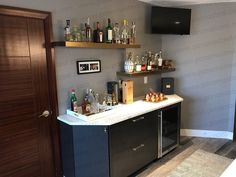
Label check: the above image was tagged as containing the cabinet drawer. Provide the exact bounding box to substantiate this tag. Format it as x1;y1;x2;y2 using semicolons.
109;111;158;177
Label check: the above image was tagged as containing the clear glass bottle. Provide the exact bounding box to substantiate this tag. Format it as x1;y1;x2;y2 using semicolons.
106;18;113;43
158;50;163;70
121;19;129;44
130;21;136;44
64;20;72;41
146;51;152;71
72;27;81;42
113;22;120;44
85;18;92;42
134;55;141;72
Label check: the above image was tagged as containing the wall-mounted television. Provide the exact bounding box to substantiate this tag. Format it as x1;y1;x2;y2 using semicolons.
151;6;191;35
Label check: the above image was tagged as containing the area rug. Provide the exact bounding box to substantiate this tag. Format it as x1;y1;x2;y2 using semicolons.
166;149;233;177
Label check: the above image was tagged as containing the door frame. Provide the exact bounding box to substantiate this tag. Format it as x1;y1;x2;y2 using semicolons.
0;5;62;177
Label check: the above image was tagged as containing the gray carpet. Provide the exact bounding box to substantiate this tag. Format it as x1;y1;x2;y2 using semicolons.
166;149;233;177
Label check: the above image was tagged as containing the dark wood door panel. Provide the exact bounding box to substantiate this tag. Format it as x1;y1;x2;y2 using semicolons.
2;163;40;177
0;15;29;57
0;99;36;125
0;57;31;71
0;13;55;177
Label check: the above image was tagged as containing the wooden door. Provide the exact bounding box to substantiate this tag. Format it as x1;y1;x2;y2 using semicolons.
0;14;56;177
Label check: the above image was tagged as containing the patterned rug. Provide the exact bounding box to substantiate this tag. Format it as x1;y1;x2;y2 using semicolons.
166;149;233;177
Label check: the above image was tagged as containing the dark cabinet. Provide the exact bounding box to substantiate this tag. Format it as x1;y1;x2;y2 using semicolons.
59;103;181;177
109;111;158;177
60;123;110;177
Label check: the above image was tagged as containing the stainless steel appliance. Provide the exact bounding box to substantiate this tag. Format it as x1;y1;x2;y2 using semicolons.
107;81;119;106
157;104;180;158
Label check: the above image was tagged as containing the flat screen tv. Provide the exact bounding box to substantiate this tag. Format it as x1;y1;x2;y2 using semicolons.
151;6;191;35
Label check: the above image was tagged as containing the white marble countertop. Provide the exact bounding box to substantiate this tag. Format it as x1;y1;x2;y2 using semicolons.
57;94;183;126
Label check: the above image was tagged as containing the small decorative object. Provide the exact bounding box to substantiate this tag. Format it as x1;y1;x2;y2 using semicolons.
163;60;175;69
124;52;134;73
144;89;167;103
77;60;101;74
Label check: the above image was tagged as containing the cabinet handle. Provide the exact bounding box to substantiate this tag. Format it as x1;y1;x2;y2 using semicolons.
132;144;145;151
132;116;145;123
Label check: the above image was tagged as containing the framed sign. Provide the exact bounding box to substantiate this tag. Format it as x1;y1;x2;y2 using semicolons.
76;60;101;74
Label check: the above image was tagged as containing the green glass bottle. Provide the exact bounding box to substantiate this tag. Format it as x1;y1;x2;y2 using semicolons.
70;89;78;112
106;18;113;43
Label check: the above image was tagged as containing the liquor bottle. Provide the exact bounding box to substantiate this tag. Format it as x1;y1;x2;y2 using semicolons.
146;51;152;71
70;89;78;112
130;21;136;44
121;19;129;44
85;18;92;42
113;22;120;44
82;89;91;114
64;20;72;41
158;50;163;70
106;18;113;43
93;22;104;43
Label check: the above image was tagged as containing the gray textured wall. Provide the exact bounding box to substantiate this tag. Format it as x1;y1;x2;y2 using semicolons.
162;3;236;131
0;0;162;114
1;1;235;131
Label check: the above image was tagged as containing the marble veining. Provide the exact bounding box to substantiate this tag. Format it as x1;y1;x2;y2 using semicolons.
57;94;183;126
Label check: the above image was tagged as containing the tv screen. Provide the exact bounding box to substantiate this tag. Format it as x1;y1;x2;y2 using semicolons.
151;6;191;35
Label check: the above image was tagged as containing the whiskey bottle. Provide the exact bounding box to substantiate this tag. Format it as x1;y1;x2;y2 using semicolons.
106;18;113;43
93;22;104;43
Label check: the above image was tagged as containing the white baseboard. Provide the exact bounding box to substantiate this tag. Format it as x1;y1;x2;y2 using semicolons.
180;129;234;140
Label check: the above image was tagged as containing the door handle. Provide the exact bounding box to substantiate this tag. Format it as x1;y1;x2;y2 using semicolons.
38;110;50;118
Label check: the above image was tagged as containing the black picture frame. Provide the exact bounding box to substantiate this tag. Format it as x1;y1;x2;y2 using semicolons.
76;60;101;74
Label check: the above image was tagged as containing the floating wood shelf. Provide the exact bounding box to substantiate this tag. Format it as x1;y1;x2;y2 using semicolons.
52;41;141;49
116;68;176;77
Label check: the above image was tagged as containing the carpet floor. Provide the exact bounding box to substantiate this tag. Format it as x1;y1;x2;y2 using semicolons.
166;149;233;177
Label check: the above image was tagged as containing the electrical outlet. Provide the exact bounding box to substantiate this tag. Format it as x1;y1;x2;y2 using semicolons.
144;76;148;84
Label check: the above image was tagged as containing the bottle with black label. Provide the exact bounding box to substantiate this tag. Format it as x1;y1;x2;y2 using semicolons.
64;20;72;41
93;22;104;43
106;18;113;43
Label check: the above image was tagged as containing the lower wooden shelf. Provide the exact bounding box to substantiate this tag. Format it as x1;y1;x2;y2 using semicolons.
116;68;176;77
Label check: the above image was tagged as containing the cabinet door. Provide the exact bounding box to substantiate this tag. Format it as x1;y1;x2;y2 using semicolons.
109;111;158;177
73;126;110;177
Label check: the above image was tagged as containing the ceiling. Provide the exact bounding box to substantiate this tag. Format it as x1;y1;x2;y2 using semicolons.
138;0;236;6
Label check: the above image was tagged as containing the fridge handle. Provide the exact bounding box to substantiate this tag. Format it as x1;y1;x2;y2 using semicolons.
158;111;162;158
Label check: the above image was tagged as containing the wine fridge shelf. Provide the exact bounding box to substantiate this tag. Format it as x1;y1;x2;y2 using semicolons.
116;68;176;77
52;41;141;49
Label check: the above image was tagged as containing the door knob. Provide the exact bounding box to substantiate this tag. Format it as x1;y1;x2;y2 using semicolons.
39;110;50;118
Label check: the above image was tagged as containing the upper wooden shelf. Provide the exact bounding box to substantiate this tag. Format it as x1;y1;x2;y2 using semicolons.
52;41;141;49
116;68;176;77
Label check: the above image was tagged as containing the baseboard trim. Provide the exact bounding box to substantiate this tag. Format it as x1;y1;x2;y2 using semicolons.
180;129;234;140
